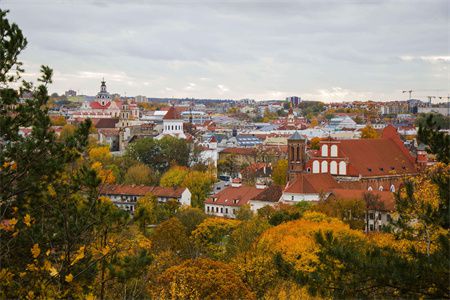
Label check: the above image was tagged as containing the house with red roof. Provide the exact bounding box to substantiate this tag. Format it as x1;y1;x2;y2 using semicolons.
100;184;191;214
204;180;282;218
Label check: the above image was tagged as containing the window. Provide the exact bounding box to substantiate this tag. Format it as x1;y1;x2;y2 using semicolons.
387;214;392;222
233;209;236;214
225;208;228;214
368;186;373;191
369;212;375;220
312;160;320;173
216;207;218;213
291;196;294;201
379;186;384;191
307;167;311;173
378;213;382;220
207;206;210;212
321;161;328;173
330;161;337;174
369;224;374;231
220;207;223;213
321;144;328;157
330;145;338;157
390;184;395;192
339;161;346;175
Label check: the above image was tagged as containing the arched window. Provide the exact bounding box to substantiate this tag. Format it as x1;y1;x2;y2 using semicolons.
339;161;347;175
330;145;338;157
368;186;373;191
330;161;338;174
321;161;328;173
321;144;328;157
390;184;395;192
379;186;384;191
312;161;320;173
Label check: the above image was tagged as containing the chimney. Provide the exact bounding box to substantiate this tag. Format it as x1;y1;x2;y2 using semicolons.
231;178;242;188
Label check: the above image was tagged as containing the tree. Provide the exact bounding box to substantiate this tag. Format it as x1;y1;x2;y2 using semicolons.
175;206;208;235
88;145;112;163
159;165;189;187
309;137;321;150
309;118;319;128
50;115;67;126
151;217;191;258
0;10;127;297
217;154;240;177
182;170;215;208
272;159;288;186
59;123;76;141
393;165;447;255
126;136;191;174
417;113;450;163
192;218;240;259
133;194;157;231
314;196;365;230
124;163;155;185
360;125;379;139
235;204;254;221
151;258;255;299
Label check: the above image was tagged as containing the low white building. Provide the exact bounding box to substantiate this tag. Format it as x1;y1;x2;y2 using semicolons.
100;184;191;214
281;173;341;203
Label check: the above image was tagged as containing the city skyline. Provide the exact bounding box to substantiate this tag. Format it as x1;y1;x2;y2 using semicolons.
2;0;449;102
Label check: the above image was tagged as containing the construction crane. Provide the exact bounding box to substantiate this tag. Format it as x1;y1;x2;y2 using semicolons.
402;90;413;100
426;96;436;107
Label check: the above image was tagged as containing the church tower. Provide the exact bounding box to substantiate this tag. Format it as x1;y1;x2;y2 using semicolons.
288;131;306;181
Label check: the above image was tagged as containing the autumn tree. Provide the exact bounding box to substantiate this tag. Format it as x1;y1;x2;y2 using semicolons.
309;137;321;150
360;125;379;139
272;159;288;186
151;258;255;299
151;217;192;258
124;163;156;185
159;165;189;187
0;11;128;297
182;170;215;208
133;193;158;231
192;218;240;259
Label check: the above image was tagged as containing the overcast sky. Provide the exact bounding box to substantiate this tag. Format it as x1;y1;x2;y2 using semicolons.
2;0;449;101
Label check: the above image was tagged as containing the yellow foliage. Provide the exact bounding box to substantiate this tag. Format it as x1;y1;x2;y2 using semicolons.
31;244;41;258
0;218;17;232
70;246;85;266
259;216;363;274
88;146;111;162
65;273;74;283
23;214;32;227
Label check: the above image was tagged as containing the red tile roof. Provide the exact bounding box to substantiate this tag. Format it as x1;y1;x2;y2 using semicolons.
100;184;186;198
329;189;395;211
90;101;112;109
251;185;282;202
205;185;263;207
336;139;416;176
284;173;341;194
163;106;181;120
221;147;257;155
92;118;119;129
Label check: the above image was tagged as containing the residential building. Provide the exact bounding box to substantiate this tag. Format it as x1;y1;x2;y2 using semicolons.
100;184;192;214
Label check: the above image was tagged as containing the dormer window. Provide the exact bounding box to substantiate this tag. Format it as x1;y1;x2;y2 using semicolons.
368;168;372;172
212;197;217;202
379;167;384;171
234;199;239;204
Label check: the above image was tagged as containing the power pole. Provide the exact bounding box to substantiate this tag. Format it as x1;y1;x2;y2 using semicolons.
402;90;413;100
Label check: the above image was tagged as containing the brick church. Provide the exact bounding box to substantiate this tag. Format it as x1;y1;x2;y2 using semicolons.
287;125;422;192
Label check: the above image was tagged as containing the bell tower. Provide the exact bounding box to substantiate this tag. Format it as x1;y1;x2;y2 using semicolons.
288;131;306;181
